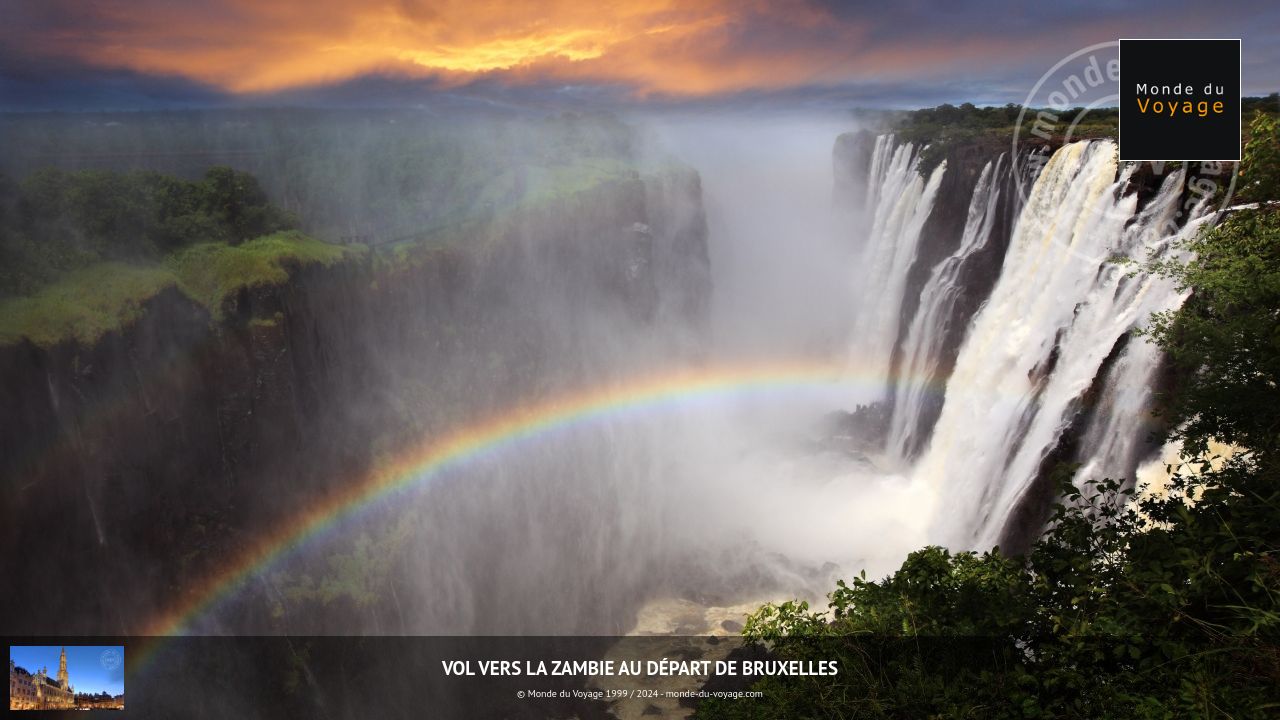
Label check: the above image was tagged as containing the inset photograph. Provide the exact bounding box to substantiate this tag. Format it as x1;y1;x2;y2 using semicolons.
9;646;124;711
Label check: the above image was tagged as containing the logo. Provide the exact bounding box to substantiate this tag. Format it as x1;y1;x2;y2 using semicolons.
1119;39;1241;162
1012;40;1238;248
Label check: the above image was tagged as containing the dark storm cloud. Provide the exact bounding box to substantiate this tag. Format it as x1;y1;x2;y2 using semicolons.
0;53;230;111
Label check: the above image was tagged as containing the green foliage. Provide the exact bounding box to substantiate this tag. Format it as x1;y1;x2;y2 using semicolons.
199;166;295;244
704;103;1280;720
882;98;1273;176
0;166;297;296
0;161;357;344
0;231;352;346
0;112;643;346
166;230;354;319
1241;93;1280;122
830;547;1035;636
1238;112;1280;204
1146;114;1280;462
0;263;177;346
705;470;1279;719
0;110;642;251
879;102;1118;174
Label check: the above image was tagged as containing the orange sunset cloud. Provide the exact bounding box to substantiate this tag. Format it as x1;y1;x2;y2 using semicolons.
10;0;868;97
9;0;1240;104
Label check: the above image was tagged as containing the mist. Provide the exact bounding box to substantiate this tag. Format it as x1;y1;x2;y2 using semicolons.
2;105;1182;645
641;113;859;360
297;111;937;634
236;110;936;635
2;107;945;640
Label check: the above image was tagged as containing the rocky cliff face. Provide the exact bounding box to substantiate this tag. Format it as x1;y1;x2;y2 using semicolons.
0;170;710;634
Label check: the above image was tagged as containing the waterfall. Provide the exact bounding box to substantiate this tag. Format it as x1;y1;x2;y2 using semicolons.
911;140;1198;549
848;135;946;390
1073;208;1205;485
886;155;1005;461
1071;330;1174;484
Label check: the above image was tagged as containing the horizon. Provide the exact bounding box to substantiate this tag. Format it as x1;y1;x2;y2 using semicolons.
0;96;1274;117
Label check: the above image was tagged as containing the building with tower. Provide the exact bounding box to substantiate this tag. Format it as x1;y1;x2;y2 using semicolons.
9;648;74;710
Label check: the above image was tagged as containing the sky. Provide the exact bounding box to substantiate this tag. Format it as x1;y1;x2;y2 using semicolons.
9;646;125;696
0;0;1278;111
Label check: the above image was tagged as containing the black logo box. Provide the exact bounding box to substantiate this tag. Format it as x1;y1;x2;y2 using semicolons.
1119;39;1241;162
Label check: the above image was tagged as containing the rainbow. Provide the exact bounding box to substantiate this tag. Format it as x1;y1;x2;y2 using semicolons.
128;359;936;670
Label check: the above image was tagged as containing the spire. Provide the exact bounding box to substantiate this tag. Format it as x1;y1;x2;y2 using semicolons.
57;647;68;689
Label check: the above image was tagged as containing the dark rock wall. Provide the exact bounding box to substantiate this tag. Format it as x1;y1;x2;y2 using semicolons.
0;172;711;634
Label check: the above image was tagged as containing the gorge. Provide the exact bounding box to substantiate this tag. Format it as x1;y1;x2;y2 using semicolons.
0;111;1198;644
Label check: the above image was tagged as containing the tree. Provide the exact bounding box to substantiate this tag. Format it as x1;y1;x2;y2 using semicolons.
1147;113;1280;462
0;166;299;296
702;110;1280;720
199;166;294;244
1238;112;1280;204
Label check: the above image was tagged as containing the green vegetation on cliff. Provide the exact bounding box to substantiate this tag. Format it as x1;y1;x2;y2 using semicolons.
0;165;298;297
869;95;1277;172
881;102;1119;171
704;112;1280;720
0;111;658;346
0;110;646;249
0;165;327;345
0;263;177;346
166;230;352;318
0;231;358;346
0;162;359;346
0;162;316;340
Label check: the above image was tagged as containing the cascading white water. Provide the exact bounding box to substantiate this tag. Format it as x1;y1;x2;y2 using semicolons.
1071;332;1174;484
910;140;1198;549
849;135;946;389
1072;202;1207;485
886;155;1005;462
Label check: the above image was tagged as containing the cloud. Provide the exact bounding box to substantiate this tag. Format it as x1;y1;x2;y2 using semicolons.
1;0;1277;109
3;0;850;97
0;53;230;111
